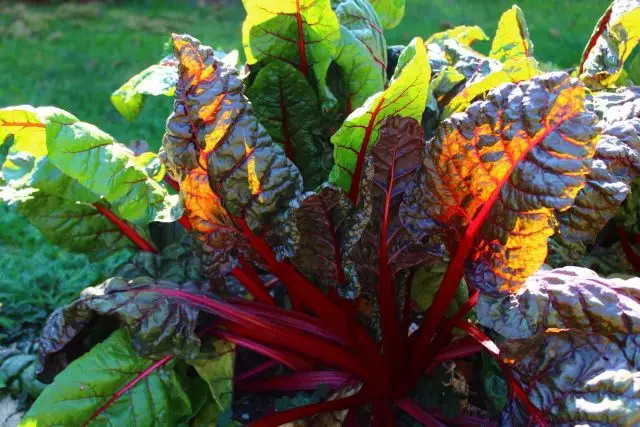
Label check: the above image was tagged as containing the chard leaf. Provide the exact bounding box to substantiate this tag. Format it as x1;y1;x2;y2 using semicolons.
45;109;182;225
188;340;235;422
332;0;387;110
478;267;640;425
111;55;179;122
38;277;203;381
580;0;640;89
278;183;363;297
368;0;404;29
18;193;140;253
489;5;534;63
242;0;340;111
401;72;600;295
163;35;303;275
329;37;430;203
425;25;489;47
0;348;45;399
351;117;441;302
21;329;193;427
245;60;332;190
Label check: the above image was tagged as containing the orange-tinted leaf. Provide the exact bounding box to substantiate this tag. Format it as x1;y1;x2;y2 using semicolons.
402;72;600;294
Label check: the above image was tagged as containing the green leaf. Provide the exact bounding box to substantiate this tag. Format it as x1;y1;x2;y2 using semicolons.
329;37;430;202
43;108;182;224
332;0;387;110
20;329;193;427
411;264;469;318
17;192;139;253
188;340;235;423
0;348;45;399
245;60;332;190
489;5;534;63
579;0;640;89
425;25;489;47
111;55;178;122
242;0;340;111
368;0;404;29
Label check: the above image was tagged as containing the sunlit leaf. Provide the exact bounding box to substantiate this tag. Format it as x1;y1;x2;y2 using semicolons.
489;5;534;63
368;0;404;29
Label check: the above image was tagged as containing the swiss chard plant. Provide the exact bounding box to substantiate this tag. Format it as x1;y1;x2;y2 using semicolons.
3;0;640;425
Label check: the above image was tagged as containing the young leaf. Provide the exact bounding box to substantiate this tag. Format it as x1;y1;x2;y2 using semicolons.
368;0;404;29
478;267;640;424
21;329;192;427
241;0;340;111
332;0;387;111
329;37;430;203
579;0;640;89
425;25;489;48
245;60;332;189
111;55;179;122
38;277;203;381
489;5;534;63
401;72;600;294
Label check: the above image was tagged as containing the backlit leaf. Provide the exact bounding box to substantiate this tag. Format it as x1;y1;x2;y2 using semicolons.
402;72;599;295
368;0;404;29
579;0;640;89
242;0;340;111
489;5;534;63
329;37;430;203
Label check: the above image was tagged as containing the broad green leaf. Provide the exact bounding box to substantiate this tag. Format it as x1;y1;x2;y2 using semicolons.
368;0;404;29
478;267;640;424
0;348;45;399
401;72;599;295
245;61;332;190
329;37;430;202
44;108;182;224
489;5;534;63
0;106;49;168
579;0;640;89
425;25;489;47
188;340;235;422
111;55;178;122
38;277;203;381
21;329;193;427
242;0;340;112
411;264;468;317
332;0;387;110
17;192;138;253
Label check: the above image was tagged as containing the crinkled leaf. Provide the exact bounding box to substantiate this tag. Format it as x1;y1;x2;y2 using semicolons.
479;267;640;424
164;34;303;234
242;0;340;111
277;183;363;297
17;193;139;253
368;0;404;29
489;5;534;63
593;86;640;122
401;72;599;295
45;109;182;224
111;55;179;122
329;37;430;202
21;329;193;427
332;0;387;110
579;0;640;89
441;57;540;118
558;118;640;242
188;340;235;422
38;277;203;381
245;60;332;190
351;117;440;299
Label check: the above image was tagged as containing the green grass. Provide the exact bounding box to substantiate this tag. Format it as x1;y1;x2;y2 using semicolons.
0;0;613;346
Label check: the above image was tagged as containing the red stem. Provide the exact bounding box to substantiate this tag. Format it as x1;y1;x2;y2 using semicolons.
92;203;157;253
82;355;172;426
236;371;351;392
163;174;180;192
395;399;446;427
232;257;275;306
616;226;640;273
235;360;280;383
